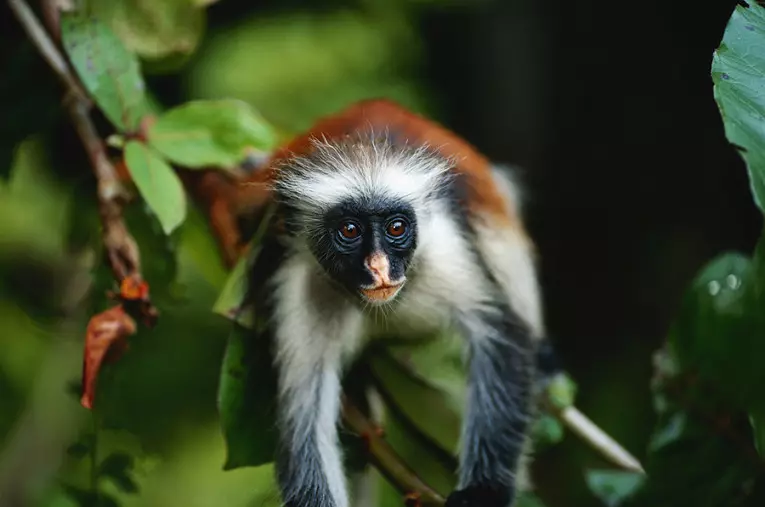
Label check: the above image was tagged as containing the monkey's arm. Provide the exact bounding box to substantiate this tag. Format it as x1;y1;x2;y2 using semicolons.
272;332;347;507
449;306;535;507
263;255;364;507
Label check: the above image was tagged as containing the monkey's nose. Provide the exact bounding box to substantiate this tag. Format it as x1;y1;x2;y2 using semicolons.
364;252;391;286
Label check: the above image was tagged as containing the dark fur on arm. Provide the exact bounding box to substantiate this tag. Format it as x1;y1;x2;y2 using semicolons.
274;365;341;507
448;305;535;507
245;228;339;507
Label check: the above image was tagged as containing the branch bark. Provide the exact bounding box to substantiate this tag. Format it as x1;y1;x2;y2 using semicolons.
9;0;157;325
342;398;446;507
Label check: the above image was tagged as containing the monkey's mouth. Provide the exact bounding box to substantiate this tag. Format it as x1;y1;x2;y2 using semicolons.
359;282;404;303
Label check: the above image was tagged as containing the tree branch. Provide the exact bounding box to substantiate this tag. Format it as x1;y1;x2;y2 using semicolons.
9;0;86;104
9;0;157;324
343;399;446;507
546;402;645;473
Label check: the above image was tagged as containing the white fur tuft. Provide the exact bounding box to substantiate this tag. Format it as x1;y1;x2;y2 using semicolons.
272;134;454;223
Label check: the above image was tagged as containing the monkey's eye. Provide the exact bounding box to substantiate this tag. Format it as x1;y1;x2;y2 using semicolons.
386;218;408;238
338;221;362;241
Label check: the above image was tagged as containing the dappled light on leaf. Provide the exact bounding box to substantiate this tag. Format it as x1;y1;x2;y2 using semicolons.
712;1;765;212
81;305;137;409
147;99;279;170
60;10;150;132
671;252;765;415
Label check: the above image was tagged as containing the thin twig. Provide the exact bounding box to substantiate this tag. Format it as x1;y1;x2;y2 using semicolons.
9;0;157;323
9;0;87;104
342;398;446;507
40;0;76;45
551;404;645;474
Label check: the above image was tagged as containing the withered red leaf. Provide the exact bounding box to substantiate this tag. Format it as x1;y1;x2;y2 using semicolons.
81;304;137;410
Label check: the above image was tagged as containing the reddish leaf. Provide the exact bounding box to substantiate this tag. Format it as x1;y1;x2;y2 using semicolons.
81;305;137;410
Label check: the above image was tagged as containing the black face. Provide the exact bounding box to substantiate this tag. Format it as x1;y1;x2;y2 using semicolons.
309;197;418;301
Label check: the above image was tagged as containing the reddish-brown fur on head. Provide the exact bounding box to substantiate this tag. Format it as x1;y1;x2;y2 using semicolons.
243;99;523;230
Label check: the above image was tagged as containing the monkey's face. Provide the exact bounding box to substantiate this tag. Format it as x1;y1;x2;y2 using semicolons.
311;197;418;305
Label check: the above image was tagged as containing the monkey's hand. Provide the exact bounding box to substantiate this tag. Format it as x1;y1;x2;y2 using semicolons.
445;484;511;507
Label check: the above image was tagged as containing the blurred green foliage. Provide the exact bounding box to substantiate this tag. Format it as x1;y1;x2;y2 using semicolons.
2;0;765;506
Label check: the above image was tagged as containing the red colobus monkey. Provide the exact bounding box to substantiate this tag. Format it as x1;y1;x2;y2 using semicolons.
244;99;551;507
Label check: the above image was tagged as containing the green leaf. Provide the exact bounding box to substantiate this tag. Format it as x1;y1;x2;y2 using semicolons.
123;140;186;235
545;371;578;410
377;399;457;503
65;441;91;460
89;0;206;64
147;100;279;169
670;251;765;414
217;324;279;469
213;203;277;327
98;451;139;494
711;1;765;212
750;410;765;458
60;11;150;132
380;328;467;408
633;342;765;507
531;413;565;448
516;492;548;507
211;253;254;328
369;345;462;454
646;411;686;453
60;484;120;507
585;470;644;507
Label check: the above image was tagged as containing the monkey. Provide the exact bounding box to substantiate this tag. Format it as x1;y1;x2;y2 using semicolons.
243;99;552;507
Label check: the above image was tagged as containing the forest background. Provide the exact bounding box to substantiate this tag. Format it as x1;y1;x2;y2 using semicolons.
1;1;765;507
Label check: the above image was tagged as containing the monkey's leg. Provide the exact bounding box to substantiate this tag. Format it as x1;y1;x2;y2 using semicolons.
448;307;535;507
273;335;349;507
